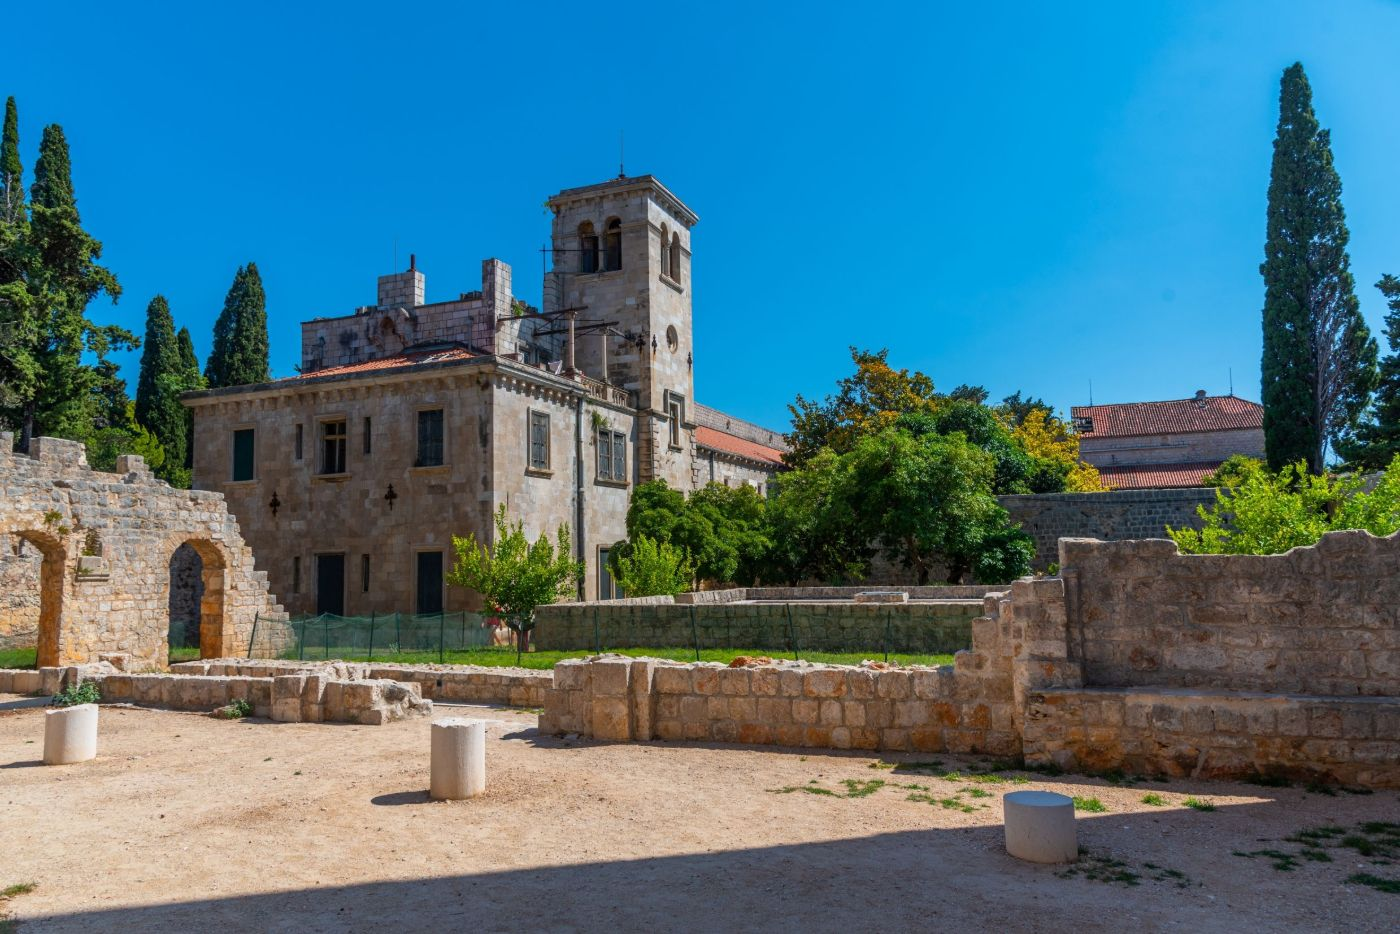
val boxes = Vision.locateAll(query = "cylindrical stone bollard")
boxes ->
[1004,790,1077,863]
[430,717,487,800]
[43,703,99,765]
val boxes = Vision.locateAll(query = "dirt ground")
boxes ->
[1,696,1397,933]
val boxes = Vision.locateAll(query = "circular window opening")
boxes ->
[666,325,679,353]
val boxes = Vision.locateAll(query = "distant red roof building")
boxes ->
[1072,391,1264,490]
[694,425,786,468]
[289,345,475,381]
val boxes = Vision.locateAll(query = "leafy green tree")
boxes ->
[1168,457,1400,555]
[1200,454,1265,488]
[761,450,870,585]
[205,262,270,387]
[686,482,772,586]
[1260,63,1378,474]
[613,535,694,597]
[447,505,581,662]
[786,347,941,467]
[996,391,1051,427]
[1337,275,1400,469]
[86,412,167,474]
[614,480,773,587]
[843,427,1032,584]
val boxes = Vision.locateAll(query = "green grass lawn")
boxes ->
[286,645,957,670]
[0,647,37,669]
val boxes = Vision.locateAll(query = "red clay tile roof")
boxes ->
[694,425,786,468]
[290,346,475,380]
[1098,461,1221,490]
[1071,395,1262,439]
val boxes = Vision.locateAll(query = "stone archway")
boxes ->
[12,530,67,668]
[173,539,229,659]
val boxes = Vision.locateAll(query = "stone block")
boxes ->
[911,669,944,699]
[876,671,912,699]
[591,660,631,697]
[679,695,707,723]
[554,659,590,691]
[778,669,804,697]
[750,667,780,696]
[692,666,722,695]
[652,665,691,695]
[727,696,757,721]
[846,669,876,699]
[819,699,843,726]
[895,701,929,728]
[590,695,631,741]
[792,698,819,724]
[719,668,751,695]
[803,669,846,698]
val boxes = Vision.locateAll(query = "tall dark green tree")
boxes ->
[205,262,270,388]
[134,294,189,470]
[1338,276,1400,469]
[1260,63,1378,473]
[0,96,38,427]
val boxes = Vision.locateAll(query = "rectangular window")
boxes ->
[597,427,627,482]
[361,554,370,593]
[292,556,301,594]
[668,401,682,448]
[363,417,372,455]
[295,424,303,461]
[320,419,346,475]
[598,548,617,600]
[416,409,444,467]
[232,428,255,481]
[529,410,550,471]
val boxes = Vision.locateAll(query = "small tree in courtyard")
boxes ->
[612,535,693,597]
[447,505,581,663]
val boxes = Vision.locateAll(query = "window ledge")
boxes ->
[594,478,629,489]
[410,464,450,474]
[314,472,352,483]
[526,467,553,479]
[659,273,685,293]
[226,479,258,487]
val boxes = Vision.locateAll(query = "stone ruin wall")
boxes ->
[0,546,40,649]
[998,488,1216,570]
[0,434,287,669]
[544,531,1400,788]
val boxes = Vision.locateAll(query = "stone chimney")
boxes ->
[377,253,425,309]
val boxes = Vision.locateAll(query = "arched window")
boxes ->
[604,218,622,272]
[578,222,599,274]
[660,224,671,278]
[670,232,682,285]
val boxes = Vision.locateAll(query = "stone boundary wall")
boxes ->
[533,600,982,654]
[0,547,41,649]
[1058,533,1400,696]
[543,531,1400,787]
[743,586,998,601]
[0,665,430,725]
[999,488,1215,569]
[172,658,550,708]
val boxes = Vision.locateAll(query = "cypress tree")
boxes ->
[0,97,21,223]
[1260,64,1378,473]
[134,294,188,469]
[0,96,38,432]
[205,262,270,387]
[1338,276,1400,469]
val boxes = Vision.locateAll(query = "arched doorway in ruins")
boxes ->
[8,530,68,669]
[168,538,228,660]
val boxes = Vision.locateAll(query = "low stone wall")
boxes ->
[0,665,431,725]
[1023,687,1399,788]
[541,655,1016,755]
[542,529,1400,788]
[172,658,550,708]
[534,599,981,654]
[1000,488,1215,569]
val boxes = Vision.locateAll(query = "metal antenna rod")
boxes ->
[618,130,625,178]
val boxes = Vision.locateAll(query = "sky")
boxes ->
[6,1,1400,432]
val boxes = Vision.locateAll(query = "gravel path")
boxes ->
[1,699,1396,932]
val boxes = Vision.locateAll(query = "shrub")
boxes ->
[612,535,694,597]
[51,680,100,707]
[225,698,254,719]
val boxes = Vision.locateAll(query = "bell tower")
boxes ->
[544,174,699,487]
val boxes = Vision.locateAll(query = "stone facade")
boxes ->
[542,529,1400,788]
[0,434,286,669]
[187,174,787,612]
[999,488,1215,569]
[0,544,41,649]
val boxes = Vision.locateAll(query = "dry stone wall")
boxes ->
[0,434,286,669]
[535,594,982,654]
[0,546,40,649]
[543,531,1400,788]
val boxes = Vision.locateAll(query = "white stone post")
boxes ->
[1003,790,1077,863]
[43,704,99,765]
[430,717,487,800]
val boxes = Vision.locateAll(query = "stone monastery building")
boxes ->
[185,174,786,615]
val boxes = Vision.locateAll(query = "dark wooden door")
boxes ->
[416,551,444,615]
[316,554,345,616]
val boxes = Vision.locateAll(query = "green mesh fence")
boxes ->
[246,611,495,663]
[168,618,201,663]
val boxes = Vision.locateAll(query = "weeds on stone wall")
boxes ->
[51,680,99,707]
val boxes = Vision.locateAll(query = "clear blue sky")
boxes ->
[7,1,1400,432]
